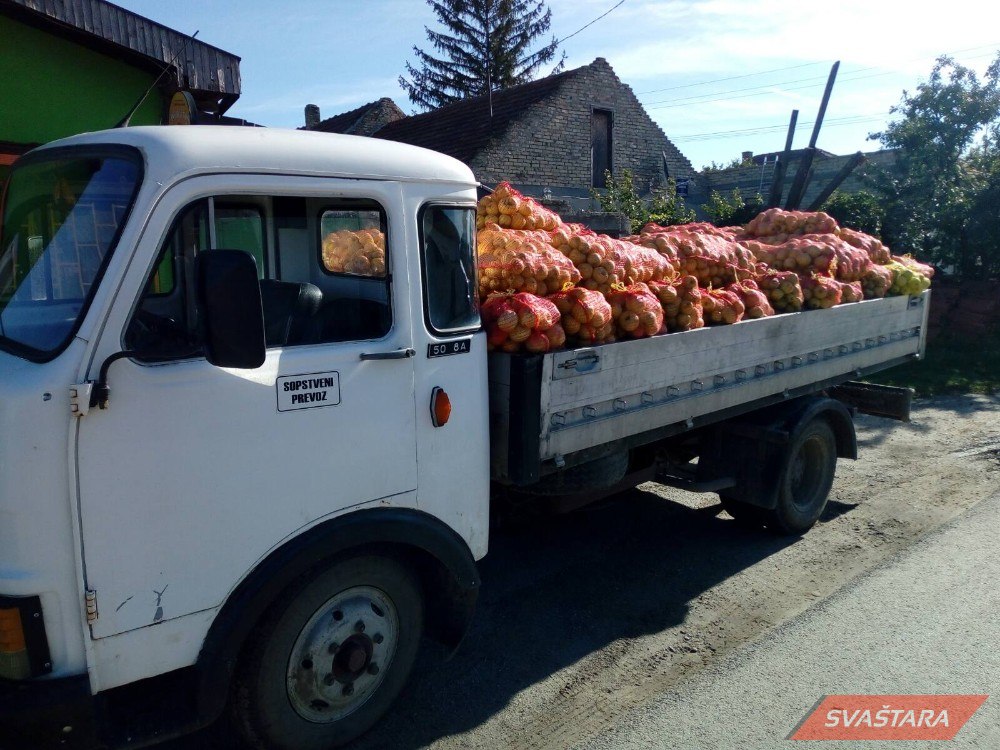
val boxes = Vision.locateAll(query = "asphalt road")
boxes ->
[581,491,1000,749]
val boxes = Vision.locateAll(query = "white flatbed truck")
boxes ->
[0,128,926,750]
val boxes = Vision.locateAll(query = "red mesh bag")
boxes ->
[482,292,564,353]
[477,224,580,299]
[477,181,563,232]
[837,227,891,264]
[861,264,892,299]
[744,208,839,239]
[649,276,705,332]
[727,279,774,319]
[637,223,756,271]
[677,255,752,288]
[800,274,843,309]
[836,280,864,304]
[550,225,675,293]
[701,287,745,325]
[755,269,804,313]
[548,287,615,345]
[605,283,664,339]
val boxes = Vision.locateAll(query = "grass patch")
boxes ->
[869,330,1000,397]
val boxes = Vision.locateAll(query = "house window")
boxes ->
[591,109,613,188]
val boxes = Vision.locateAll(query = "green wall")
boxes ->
[0,14,164,145]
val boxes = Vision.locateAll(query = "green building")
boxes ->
[0,0,243,182]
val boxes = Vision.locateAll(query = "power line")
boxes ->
[556,0,626,45]
[672,114,888,142]
[637,61,826,95]
[644,52,1000,111]
[635,41,1000,101]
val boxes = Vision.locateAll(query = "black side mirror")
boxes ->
[196,250,266,369]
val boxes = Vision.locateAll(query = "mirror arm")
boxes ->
[90,346,203,409]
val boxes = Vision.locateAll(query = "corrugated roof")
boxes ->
[1,0,241,107]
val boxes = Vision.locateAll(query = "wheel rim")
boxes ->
[788,434,829,511]
[286,585,399,723]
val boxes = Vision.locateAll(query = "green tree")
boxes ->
[400,0,563,110]
[870,54,1000,276]
[821,190,886,238]
[591,169,695,232]
[701,188,763,226]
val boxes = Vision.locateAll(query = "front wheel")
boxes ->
[232,554,423,750]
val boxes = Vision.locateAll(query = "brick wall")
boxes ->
[471,58,693,196]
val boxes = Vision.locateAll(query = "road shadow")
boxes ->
[342,488,796,750]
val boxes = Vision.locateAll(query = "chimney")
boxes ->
[742,151,753,163]
[304,104,321,128]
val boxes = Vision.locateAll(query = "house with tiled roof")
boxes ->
[303,58,693,208]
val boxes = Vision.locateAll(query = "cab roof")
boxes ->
[36,126,478,186]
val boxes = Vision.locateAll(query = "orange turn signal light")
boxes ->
[430,386,451,427]
[0,608,26,653]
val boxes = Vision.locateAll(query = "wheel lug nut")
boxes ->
[373,633,383,644]
[354,620,365,633]
[367,663,379,675]
[324,674,335,686]
[342,683,354,696]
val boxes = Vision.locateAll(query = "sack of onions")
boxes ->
[835,280,864,304]
[701,287,746,325]
[800,274,843,310]
[744,208,839,239]
[477,224,580,299]
[754,270,804,313]
[482,292,564,353]
[861,264,892,299]
[836,227,891,264]
[605,283,665,339]
[477,181,562,231]
[547,287,615,345]
[727,279,774,319]
[321,228,387,277]
[649,276,705,332]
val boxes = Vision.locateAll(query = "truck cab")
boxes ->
[0,127,488,749]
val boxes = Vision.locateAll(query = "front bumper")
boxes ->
[0,674,96,749]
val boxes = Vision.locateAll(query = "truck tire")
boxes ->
[231,554,423,750]
[767,418,837,535]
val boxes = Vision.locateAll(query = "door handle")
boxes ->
[359,348,416,361]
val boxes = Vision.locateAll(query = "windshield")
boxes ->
[0,149,142,360]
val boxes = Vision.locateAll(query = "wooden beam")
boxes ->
[766,109,798,208]
[807,151,867,211]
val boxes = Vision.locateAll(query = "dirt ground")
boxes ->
[178,393,1000,750]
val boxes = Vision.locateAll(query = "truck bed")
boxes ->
[489,291,930,484]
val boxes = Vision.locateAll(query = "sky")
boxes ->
[114,0,1000,171]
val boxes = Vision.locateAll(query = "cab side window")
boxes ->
[125,195,392,358]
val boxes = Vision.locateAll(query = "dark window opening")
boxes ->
[592,109,613,188]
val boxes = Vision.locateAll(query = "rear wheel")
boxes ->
[231,555,423,750]
[767,418,837,535]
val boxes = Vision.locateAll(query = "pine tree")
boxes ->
[400,0,564,111]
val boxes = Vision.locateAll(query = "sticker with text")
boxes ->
[789,695,988,741]
[276,372,341,412]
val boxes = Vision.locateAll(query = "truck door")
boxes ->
[75,178,418,639]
